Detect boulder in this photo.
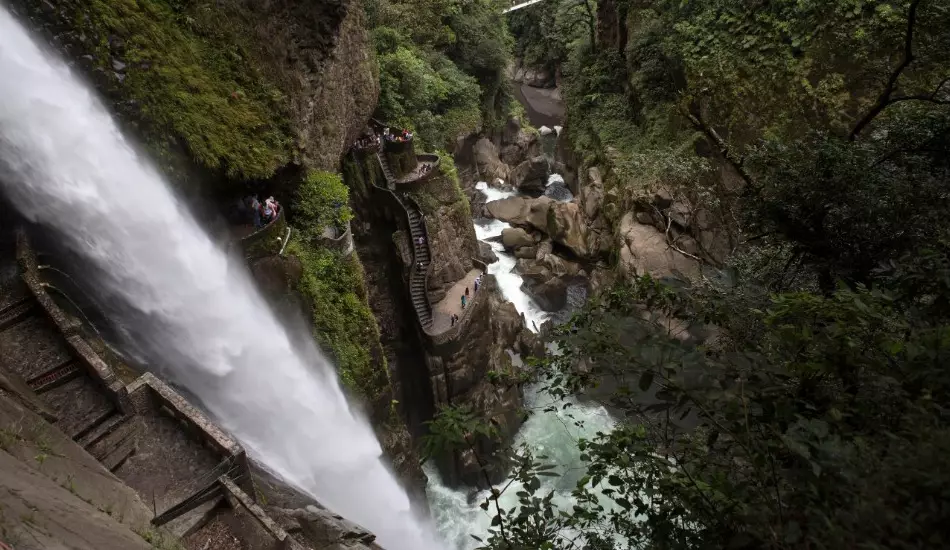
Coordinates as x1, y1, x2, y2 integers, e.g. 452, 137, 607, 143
580, 166, 605, 221
514, 246, 538, 259
271, 505, 377, 549
669, 201, 691, 229
517, 258, 568, 310
501, 227, 536, 249
546, 201, 590, 257
635, 210, 654, 225
501, 129, 541, 165
487, 196, 591, 258
486, 196, 554, 231
474, 138, 510, 183
478, 240, 498, 264
523, 277, 567, 311
509, 156, 549, 193
653, 189, 674, 209
617, 212, 700, 280
539, 252, 581, 278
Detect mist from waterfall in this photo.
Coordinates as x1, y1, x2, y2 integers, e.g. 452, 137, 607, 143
0, 7, 440, 549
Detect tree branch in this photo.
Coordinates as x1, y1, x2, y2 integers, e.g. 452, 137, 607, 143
849, 0, 924, 140
683, 106, 756, 190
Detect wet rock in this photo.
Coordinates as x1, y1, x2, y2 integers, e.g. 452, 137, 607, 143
500, 129, 541, 166
514, 246, 537, 259
477, 240, 498, 264
111, 59, 126, 71
271, 505, 378, 549
509, 156, 549, 193
546, 201, 589, 257
501, 227, 535, 249
487, 196, 590, 257
474, 138, 510, 183
486, 196, 554, 231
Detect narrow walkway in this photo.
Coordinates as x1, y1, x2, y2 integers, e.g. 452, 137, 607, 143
431, 268, 484, 333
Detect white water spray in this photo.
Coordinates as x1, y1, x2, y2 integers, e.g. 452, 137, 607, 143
0, 8, 440, 549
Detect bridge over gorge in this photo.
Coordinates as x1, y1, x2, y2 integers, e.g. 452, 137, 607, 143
504, 0, 547, 13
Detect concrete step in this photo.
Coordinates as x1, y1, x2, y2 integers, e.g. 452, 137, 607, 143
27, 358, 82, 394
77, 412, 131, 449
0, 313, 76, 381
42, 376, 117, 440
0, 297, 36, 332
89, 416, 142, 472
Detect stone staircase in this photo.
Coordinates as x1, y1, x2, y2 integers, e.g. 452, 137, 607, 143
376, 151, 396, 185
375, 153, 434, 329
0, 279, 140, 471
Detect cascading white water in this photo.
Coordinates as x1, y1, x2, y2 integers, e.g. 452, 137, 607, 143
427, 180, 615, 548
0, 8, 440, 549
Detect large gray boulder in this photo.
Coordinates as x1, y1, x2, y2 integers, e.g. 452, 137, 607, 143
509, 156, 549, 193
474, 138, 510, 184
617, 212, 699, 280
517, 259, 567, 311
486, 196, 554, 231
501, 227, 535, 249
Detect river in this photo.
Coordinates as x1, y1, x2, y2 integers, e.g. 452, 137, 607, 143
426, 164, 615, 547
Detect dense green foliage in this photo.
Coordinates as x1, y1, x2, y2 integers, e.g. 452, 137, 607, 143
292, 170, 354, 241
286, 241, 388, 399
76, 0, 294, 179
367, 0, 515, 147
433, 1, 950, 548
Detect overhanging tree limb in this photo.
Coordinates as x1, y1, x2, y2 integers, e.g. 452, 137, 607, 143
849, 0, 924, 140
682, 105, 756, 190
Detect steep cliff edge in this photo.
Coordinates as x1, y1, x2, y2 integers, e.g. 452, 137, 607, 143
7, 0, 377, 184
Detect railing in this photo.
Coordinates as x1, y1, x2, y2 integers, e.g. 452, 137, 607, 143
315, 221, 355, 256
240, 209, 287, 260
370, 152, 436, 330
429, 264, 493, 349
403, 194, 435, 330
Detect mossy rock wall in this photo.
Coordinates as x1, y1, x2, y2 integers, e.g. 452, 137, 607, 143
8, 0, 378, 188
383, 140, 417, 179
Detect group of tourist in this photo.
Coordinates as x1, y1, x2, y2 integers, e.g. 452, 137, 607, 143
383, 127, 413, 143
352, 133, 381, 151
460, 276, 482, 309
245, 195, 281, 229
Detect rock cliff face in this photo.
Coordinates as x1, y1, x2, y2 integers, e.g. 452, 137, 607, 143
225, 0, 380, 172
7, 0, 378, 185
0, 389, 158, 550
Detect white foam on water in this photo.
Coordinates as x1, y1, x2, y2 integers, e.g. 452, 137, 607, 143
0, 9, 441, 549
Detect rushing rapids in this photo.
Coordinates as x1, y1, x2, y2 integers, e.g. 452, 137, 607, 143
0, 7, 440, 549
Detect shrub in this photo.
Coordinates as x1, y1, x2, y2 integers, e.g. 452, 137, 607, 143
287, 241, 388, 398
292, 170, 353, 240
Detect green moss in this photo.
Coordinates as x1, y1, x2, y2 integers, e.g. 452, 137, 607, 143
411, 151, 468, 214
286, 241, 389, 399
78, 0, 294, 180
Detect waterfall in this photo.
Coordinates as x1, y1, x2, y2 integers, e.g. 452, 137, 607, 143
0, 8, 440, 549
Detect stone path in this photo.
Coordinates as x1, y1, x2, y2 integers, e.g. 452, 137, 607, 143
431, 268, 484, 333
